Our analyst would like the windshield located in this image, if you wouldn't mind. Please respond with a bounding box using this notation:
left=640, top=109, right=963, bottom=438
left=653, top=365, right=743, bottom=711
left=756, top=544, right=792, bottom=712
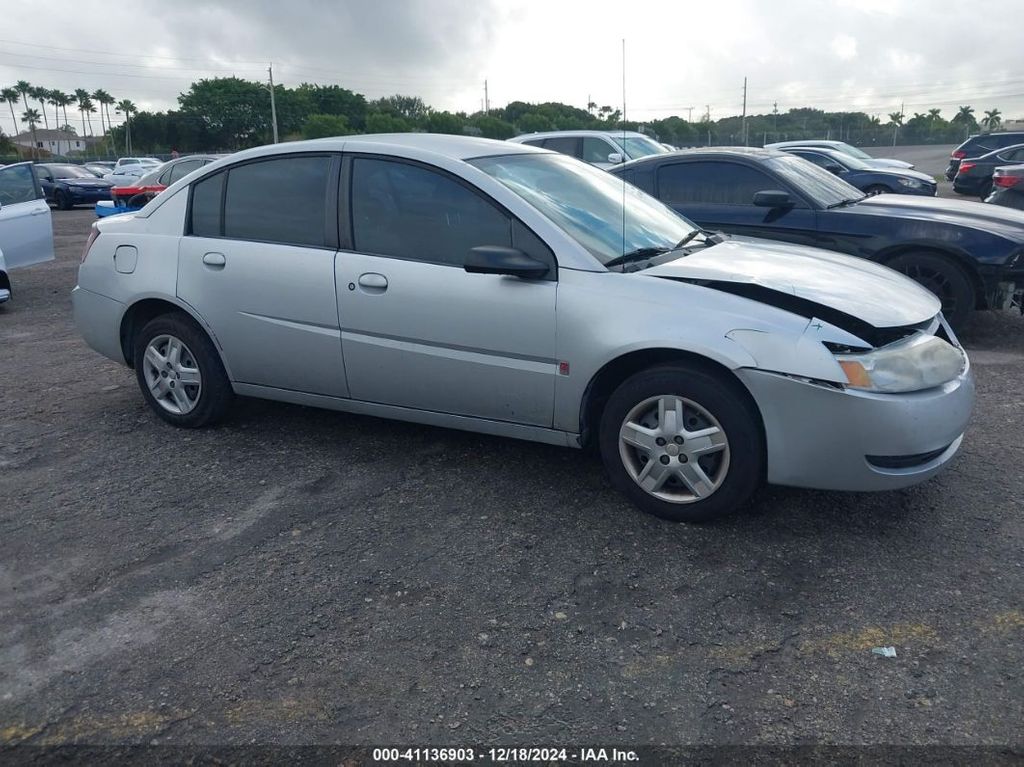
left=611, top=135, right=668, bottom=159
left=470, top=153, right=697, bottom=265
left=766, top=155, right=865, bottom=208
left=818, top=150, right=870, bottom=170
left=48, top=165, right=94, bottom=179
left=829, top=141, right=873, bottom=160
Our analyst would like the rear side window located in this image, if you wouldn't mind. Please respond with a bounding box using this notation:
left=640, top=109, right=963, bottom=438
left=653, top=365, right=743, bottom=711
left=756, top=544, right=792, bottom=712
left=658, top=161, right=776, bottom=205
left=169, top=159, right=203, bottom=183
left=189, top=155, right=332, bottom=246
left=350, top=157, right=511, bottom=266
left=189, top=171, right=225, bottom=237
left=542, top=136, right=580, bottom=157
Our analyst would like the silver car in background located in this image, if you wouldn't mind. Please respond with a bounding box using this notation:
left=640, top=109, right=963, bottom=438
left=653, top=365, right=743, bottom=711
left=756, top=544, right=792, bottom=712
left=72, top=135, right=973, bottom=522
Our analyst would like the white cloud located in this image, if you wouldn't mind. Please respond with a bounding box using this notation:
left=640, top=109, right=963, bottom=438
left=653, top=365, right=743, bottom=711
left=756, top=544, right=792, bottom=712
left=831, top=35, right=858, bottom=60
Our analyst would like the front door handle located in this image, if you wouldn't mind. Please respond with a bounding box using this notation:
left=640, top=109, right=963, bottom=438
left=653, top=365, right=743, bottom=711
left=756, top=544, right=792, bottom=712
left=357, top=272, right=388, bottom=293
left=31, top=208, right=48, bottom=216
left=202, top=252, right=226, bottom=268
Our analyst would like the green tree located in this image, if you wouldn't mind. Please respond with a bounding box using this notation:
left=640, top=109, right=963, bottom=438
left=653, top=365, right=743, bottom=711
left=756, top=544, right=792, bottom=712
left=301, top=113, right=351, bottom=139
left=74, top=89, right=91, bottom=137
left=425, top=110, right=465, bottom=134
left=29, top=86, right=49, bottom=130
left=21, top=107, right=41, bottom=158
left=517, top=112, right=553, bottom=133
left=981, top=108, right=1002, bottom=131
left=178, top=77, right=269, bottom=148
left=297, top=83, right=367, bottom=129
left=952, top=105, right=976, bottom=129
left=1, top=87, right=19, bottom=137
left=93, top=89, right=115, bottom=138
left=116, top=99, right=137, bottom=152
left=365, top=111, right=411, bottom=133
left=373, top=94, right=429, bottom=120
left=472, top=114, right=516, bottom=139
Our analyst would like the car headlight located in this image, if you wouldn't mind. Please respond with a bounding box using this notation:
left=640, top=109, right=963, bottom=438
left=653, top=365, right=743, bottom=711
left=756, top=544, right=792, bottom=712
left=835, top=334, right=966, bottom=393
left=897, top=177, right=925, bottom=189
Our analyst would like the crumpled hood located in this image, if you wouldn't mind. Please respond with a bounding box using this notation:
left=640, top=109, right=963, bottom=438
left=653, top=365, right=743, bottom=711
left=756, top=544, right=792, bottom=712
left=644, top=237, right=940, bottom=328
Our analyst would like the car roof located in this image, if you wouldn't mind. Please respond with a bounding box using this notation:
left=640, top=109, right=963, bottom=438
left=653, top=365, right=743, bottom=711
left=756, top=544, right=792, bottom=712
left=221, top=134, right=546, bottom=164
left=980, top=143, right=1024, bottom=157
left=617, top=146, right=786, bottom=169
left=509, top=130, right=650, bottom=141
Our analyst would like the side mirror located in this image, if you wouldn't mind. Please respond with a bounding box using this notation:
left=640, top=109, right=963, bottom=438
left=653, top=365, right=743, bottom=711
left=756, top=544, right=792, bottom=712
left=465, top=246, right=549, bottom=280
left=606, top=152, right=624, bottom=165
left=753, top=190, right=793, bottom=208
left=825, top=164, right=844, bottom=175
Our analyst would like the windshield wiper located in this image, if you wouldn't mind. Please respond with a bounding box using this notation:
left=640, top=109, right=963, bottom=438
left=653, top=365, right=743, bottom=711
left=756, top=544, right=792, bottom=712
left=604, top=247, right=671, bottom=270
left=825, top=197, right=862, bottom=210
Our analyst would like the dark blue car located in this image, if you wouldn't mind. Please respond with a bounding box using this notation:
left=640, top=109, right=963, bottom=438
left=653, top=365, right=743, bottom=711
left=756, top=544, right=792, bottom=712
left=780, top=146, right=937, bottom=196
left=610, top=147, right=1024, bottom=329
left=36, top=163, right=113, bottom=210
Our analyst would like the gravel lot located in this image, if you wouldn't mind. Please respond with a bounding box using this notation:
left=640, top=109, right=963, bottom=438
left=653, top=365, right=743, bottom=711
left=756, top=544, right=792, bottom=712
left=1, top=209, right=1023, bottom=748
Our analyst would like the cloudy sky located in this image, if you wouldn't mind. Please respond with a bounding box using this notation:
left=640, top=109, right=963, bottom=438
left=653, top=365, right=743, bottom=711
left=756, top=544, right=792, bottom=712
left=2, top=0, right=1023, bottom=135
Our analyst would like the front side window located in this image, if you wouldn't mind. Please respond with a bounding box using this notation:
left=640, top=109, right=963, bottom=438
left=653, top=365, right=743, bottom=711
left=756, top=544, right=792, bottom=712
left=582, top=137, right=616, bottom=164
left=351, top=158, right=511, bottom=265
left=470, top=153, right=695, bottom=266
left=222, top=156, right=331, bottom=247
left=658, top=161, right=778, bottom=205
left=169, top=160, right=203, bottom=183
left=766, top=155, right=864, bottom=207
left=0, top=165, right=40, bottom=205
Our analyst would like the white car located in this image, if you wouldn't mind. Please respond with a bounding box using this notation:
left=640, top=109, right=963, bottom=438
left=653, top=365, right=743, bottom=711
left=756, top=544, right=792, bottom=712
left=764, top=140, right=914, bottom=170
left=0, top=163, right=55, bottom=303
left=509, top=130, right=668, bottom=169
left=103, top=157, right=163, bottom=187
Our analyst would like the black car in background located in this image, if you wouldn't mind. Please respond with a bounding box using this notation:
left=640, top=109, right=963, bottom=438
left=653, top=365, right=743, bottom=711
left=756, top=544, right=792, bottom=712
left=986, top=165, right=1024, bottom=211
left=610, top=147, right=1024, bottom=328
left=953, top=144, right=1024, bottom=198
left=35, top=163, right=113, bottom=210
left=946, top=131, right=1024, bottom=180
left=779, top=146, right=937, bottom=196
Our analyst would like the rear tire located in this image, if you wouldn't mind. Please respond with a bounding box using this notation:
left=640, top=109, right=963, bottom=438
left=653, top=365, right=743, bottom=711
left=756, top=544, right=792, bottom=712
left=886, top=251, right=974, bottom=330
left=133, top=313, right=234, bottom=428
left=979, top=180, right=993, bottom=201
left=598, top=364, right=764, bottom=523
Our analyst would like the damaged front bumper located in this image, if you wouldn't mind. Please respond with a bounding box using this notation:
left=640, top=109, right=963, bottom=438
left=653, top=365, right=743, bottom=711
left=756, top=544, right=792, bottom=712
left=736, top=365, right=974, bottom=492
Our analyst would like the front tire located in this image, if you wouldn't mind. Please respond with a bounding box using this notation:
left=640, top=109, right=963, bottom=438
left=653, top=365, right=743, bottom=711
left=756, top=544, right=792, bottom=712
left=55, top=190, right=73, bottom=210
left=598, top=364, right=764, bottom=523
left=133, top=313, right=234, bottom=427
left=886, top=251, right=974, bottom=330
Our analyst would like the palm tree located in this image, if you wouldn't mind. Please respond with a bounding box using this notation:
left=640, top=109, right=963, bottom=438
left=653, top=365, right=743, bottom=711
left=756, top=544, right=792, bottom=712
left=93, top=89, right=115, bottom=138
left=887, top=111, right=904, bottom=127
left=64, top=91, right=77, bottom=132
left=116, top=99, right=137, bottom=153
left=74, top=88, right=90, bottom=137
left=83, top=97, right=96, bottom=136
left=15, top=80, right=31, bottom=115
left=29, top=86, right=50, bottom=130
left=981, top=108, right=1002, bottom=132
left=46, top=89, right=61, bottom=132
left=21, top=107, right=41, bottom=159
left=1, top=87, right=19, bottom=137
left=927, top=108, right=941, bottom=122
left=952, top=105, right=975, bottom=125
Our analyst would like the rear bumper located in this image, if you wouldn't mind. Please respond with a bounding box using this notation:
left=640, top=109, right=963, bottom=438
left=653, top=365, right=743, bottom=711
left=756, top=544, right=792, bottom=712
left=71, top=285, right=126, bottom=364
left=953, top=176, right=986, bottom=194
left=736, top=366, right=974, bottom=492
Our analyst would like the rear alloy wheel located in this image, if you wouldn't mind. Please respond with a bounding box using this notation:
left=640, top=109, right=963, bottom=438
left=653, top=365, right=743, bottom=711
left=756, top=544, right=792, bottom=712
left=599, top=364, right=763, bottom=523
left=865, top=184, right=890, bottom=196
left=886, top=251, right=974, bottom=330
left=134, top=313, right=234, bottom=427
left=55, top=189, right=73, bottom=210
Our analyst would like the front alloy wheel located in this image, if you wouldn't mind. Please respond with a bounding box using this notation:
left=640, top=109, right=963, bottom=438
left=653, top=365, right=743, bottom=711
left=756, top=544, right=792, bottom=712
left=599, top=364, right=764, bottom=523
left=618, top=395, right=730, bottom=503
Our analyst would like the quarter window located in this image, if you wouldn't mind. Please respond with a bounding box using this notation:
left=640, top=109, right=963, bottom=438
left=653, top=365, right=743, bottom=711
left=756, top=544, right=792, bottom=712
left=189, top=171, right=225, bottom=237
left=658, top=161, right=777, bottom=205
left=168, top=159, right=203, bottom=184
left=351, top=158, right=512, bottom=266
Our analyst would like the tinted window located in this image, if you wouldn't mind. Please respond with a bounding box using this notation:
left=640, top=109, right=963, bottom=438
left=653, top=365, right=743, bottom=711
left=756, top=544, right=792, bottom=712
left=190, top=171, right=225, bottom=237
left=766, top=155, right=863, bottom=207
left=582, top=137, right=615, bottom=163
left=658, top=161, right=778, bottom=205
left=351, top=158, right=511, bottom=266
left=1002, top=147, right=1024, bottom=161
left=0, top=165, right=40, bottom=205
left=169, top=159, right=203, bottom=183
left=542, top=137, right=580, bottom=157
left=222, top=156, right=331, bottom=247
left=47, top=164, right=93, bottom=179
left=522, top=139, right=545, bottom=148
left=792, top=151, right=832, bottom=168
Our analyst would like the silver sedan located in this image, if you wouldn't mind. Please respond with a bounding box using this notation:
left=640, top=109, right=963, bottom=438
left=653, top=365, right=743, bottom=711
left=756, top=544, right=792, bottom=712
left=72, top=135, right=974, bottom=522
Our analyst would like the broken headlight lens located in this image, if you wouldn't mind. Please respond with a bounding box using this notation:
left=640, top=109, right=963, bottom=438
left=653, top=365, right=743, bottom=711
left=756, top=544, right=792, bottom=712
left=836, top=334, right=966, bottom=393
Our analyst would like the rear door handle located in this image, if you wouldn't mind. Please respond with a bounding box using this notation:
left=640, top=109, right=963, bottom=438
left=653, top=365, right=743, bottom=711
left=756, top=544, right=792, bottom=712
left=202, top=252, right=226, bottom=268
left=357, top=273, right=388, bottom=293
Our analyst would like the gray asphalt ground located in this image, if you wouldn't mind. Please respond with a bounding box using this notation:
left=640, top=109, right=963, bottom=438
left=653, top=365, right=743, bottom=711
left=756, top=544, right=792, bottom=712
left=1, top=208, right=1022, bottom=748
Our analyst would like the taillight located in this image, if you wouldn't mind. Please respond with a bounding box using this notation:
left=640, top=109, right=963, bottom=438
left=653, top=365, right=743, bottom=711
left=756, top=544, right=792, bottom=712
left=81, top=224, right=100, bottom=263
left=994, top=175, right=1022, bottom=189
left=958, top=162, right=976, bottom=174
left=952, top=150, right=966, bottom=159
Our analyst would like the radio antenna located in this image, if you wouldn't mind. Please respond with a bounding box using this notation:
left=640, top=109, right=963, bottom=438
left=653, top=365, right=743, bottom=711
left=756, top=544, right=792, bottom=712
left=621, top=37, right=626, bottom=258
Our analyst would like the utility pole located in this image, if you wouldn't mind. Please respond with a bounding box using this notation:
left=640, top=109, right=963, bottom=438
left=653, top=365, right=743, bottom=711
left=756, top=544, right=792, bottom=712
left=685, top=106, right=693, bottom=122
left=893, top=100, right=903, bottom=148
left=484, top=80, right=489, bottom=114
left=741, top=76, right=748, bottom=146
left=772, top=100, right=778, bottom=137
left=705, top=104, right=711, bottom=146
left=267, top=64, right=279, bottom=144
